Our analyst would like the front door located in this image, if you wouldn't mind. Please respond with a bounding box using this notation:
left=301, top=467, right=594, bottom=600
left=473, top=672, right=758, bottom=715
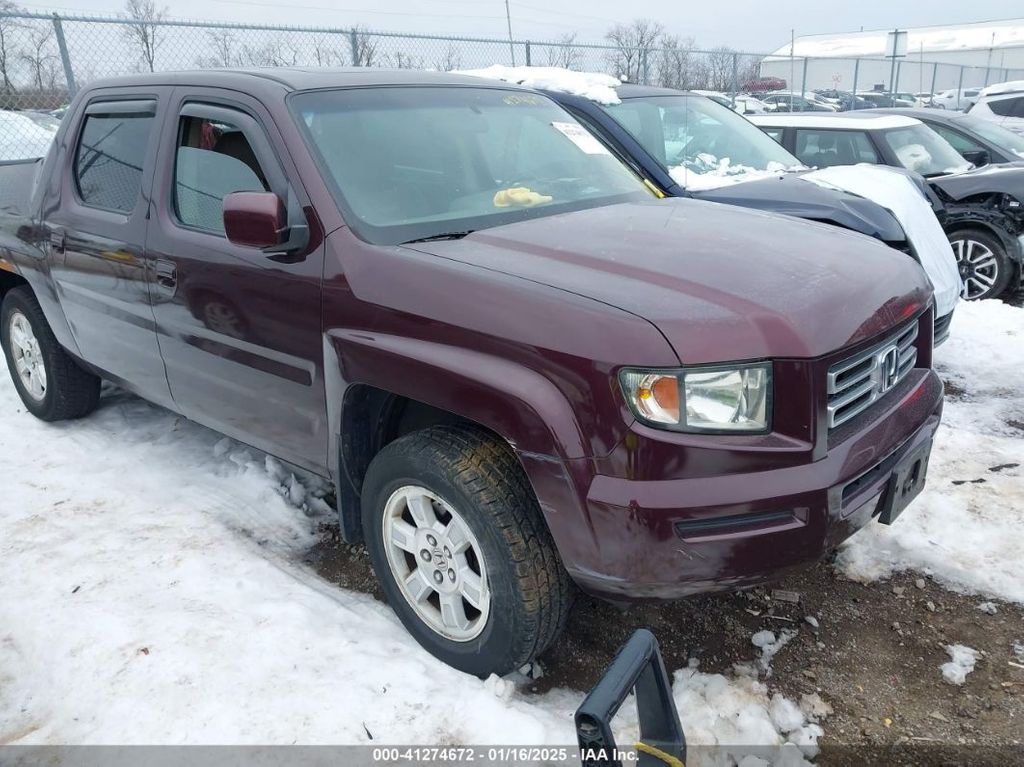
left=46, top=89, right=174, bottom=407
left=144, top=90, right=328, bottom=474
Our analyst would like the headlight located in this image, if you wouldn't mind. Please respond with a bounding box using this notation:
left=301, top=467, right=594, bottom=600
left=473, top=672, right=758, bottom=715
left=619, top=363, right=772, bottom=433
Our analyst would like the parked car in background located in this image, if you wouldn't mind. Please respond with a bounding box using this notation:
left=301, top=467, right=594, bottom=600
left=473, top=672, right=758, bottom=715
left=524, top=81, right=958, bottom=338
left=761, top=93, right=836, bottom=112
left=691, top=90, right=770, bottom=115
left=857, top=92, right=915, bottom=109
left=933, top=87, right=982, bottom=111
left=0, top=68, right=945, bottom=677
left=914, top=92, right=938, bottom=108
left=970, top=81, right=1024, bottom=136
left=865, top=107, right=1024, bottom=165
left=0, top=110, right=58, bottom=161
left=752, top=112, right=1024, bottom=300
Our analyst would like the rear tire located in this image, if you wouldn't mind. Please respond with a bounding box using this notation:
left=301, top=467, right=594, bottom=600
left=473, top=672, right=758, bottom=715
left=1, top=286, right=100, bottom=421
left=948, top=229, right=1012, bottom=300
left=361, top=425, right=573, bottom=677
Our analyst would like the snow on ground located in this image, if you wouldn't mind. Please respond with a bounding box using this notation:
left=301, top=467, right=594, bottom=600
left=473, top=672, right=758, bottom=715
left=838, top=299, right=1024, bottom=603
left=455, top=65, right=622, bottom=105
left=940, top=645, right=980, bottom=686
left=0, top=361, right=819, bottom=759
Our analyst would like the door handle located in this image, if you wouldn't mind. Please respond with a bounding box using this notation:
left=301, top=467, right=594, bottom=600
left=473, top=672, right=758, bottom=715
left=49, top=231, right=65, bottom=254
left=154, top=259, right=177, bottom=295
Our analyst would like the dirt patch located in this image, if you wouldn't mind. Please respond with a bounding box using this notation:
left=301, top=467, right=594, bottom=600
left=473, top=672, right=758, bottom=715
left=307, top=533, right=1024, bottom=749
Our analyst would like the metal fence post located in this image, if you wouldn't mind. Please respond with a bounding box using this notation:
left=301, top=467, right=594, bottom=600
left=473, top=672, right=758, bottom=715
left=930, top=63, right=938, bottom=99
left=51, top=13, right=77, bottom=97
left=730, top=53, right=738, bottom=106
left=956, top=65, right=965, bottom=108
left=349, top=29, right=359, bottom=66
left=641, top=47, right=649, bottom=85
left=852, top=58, right=860, bottom=105
left=524, top=41, right=531, bottom=66
left=800, top=57, right=808, bottom=96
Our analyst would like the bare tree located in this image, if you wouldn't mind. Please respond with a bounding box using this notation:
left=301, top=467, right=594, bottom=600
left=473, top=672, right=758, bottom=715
left=387, top=51, right=422, bottom=69
left=350, top=26, right=378, bottom=67
left=311, top=33, right=340, bottom=68
left=704, top=46, right=737, bottom=92
left=196, top=29, right=237, bottom=68
left=546, top=32, right=582, bottom=70
left=604, top=19, right=662, bottom=83
left=239, top=37, right=298, bottom=68
left=0, top=1, right=25, bottom=93
left=122, top=0, right=166, bottom=73
left=20, top=23, right=60, bottom=90
left=433, top=43, right=461, bottom=72
left=657, top=34, right=701, bottom=90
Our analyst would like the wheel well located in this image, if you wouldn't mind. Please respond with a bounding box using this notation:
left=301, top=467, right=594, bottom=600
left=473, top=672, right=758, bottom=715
left=0, top=269, right=29, bottom=305
left=336, top=385, right=519, bottom=543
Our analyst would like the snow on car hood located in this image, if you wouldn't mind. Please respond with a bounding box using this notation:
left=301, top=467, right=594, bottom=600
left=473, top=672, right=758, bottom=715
left=455, top=65, right=622, bottom=105
left=668, top=155, right=806, bottom=191
left=801, top=164, right=961, bottom=319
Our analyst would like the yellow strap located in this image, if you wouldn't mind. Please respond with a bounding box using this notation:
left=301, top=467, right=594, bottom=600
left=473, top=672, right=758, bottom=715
left=635, top=740, right=685, bottom=767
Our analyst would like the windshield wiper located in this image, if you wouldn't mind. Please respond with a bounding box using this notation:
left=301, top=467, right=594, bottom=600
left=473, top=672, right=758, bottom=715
left=402, top=230, right=475, bottom=244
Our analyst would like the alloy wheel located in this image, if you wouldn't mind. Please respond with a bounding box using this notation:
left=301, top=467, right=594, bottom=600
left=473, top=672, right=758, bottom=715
left=8, top=310, right=47, bottom=401
left=382, top=485, right=490, bottom=642
left=953, top=237, right=1000, bottom=300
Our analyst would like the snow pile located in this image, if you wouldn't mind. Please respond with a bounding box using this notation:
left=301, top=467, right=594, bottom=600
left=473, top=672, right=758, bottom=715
left=669, top=156, right=799, bottom=192
left=940, top=645, right=979, bottom=686
left=0, top=111, right=56, bottom=161
left=455, top=65, right=622, bottom=105
left=838, top=300, right=1024, bottom=604
left=801, top=164, right=961, bottom=319
left=0, top=361, right=817, bottom=757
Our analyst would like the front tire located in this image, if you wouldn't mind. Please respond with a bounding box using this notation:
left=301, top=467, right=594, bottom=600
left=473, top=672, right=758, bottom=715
left=361, top=425, right=573, bottom=677
left=1, top=286, right=100, bottom=421
left=949, top=229, right=1012, bottom=300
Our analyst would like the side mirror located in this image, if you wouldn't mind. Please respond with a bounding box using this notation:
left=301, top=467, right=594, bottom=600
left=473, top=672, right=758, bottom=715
left=223, top=191, right=288, bottom=250
left=961, top=149, right=990, bottom=167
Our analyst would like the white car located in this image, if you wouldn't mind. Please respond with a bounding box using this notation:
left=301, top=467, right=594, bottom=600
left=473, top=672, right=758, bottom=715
left=970, top=81, right=1024, bottom=136
left=0, top=110, right=57, bottom=161
left=933, top=88, right=982, bottom=111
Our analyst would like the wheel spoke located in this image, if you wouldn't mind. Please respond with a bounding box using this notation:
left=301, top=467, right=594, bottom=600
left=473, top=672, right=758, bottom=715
left=403, top=570, right=434, bottom=603
left=439, top=592, right=470, bottom=632
left=974, top=270, right=996, bottom=287
left=964, top=239, right=976, bottom=261
left=14, top=356, right=28, bottom=375
left=459, top=569, right=487, bottom=610
left=406, top=493, right=437, bottom=528
left=953, top=240, right=964, bottom=261
left=445, top=518, right=471, bottom=554
left=389, top=519, right=418, bottom=553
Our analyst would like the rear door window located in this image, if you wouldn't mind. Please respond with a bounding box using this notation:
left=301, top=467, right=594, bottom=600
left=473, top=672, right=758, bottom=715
left=74, top=105, right=155, bottom=213
left=987, top=96, right=1024, bottom=118
left=793, top=129, right=879, bottom=168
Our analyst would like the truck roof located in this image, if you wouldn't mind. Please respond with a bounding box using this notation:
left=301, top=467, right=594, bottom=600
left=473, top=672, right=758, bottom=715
left=80, top=67, right=520, bottom=94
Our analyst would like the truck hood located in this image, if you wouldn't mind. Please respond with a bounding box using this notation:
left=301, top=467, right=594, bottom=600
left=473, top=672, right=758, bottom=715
left=405, top=199, right=932, bottom=364
left=929, top=164, right=1024, bottom=200
left=688, top=172, right=907, bottom=243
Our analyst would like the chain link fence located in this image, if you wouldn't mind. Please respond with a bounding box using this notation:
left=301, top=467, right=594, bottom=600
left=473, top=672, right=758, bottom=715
left=1, top=10, right=1022, bottom=159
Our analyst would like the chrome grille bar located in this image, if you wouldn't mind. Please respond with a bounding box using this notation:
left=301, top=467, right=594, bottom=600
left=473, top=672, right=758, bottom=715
left=827, top=322, right=918, bottom=429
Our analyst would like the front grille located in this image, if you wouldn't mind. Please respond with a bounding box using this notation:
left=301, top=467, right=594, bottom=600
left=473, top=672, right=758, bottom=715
left=933, top=310, right=953, bottom=347
left=827, top=322, right=918, bottom=429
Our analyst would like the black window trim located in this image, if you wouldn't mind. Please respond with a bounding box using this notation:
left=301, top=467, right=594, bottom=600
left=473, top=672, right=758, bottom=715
left=71, top=95, right=159, bottom=216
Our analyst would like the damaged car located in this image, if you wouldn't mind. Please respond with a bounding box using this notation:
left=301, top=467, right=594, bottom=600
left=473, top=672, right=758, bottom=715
left=752, top=112, right=1024, bottom=300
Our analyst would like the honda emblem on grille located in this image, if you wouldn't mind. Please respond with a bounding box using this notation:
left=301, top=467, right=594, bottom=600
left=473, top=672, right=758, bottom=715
left=877, top=345, right=900, bottom=392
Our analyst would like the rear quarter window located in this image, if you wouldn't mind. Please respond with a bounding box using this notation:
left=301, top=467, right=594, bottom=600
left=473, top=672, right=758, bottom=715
left=793, top=129, right=879, bottom=168
left=987, top=96, right=1024, bottom=118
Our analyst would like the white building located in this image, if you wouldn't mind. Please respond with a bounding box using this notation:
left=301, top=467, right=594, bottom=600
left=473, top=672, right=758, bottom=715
left=759, top=18, right=1024, bottom=95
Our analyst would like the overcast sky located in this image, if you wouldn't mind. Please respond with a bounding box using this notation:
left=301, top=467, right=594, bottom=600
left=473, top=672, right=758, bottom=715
left=13, top=0, right=1022, bottom=52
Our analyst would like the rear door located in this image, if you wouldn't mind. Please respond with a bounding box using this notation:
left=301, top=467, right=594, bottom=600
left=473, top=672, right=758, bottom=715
left=46, top=88, right=174, bottom=407
left=144, top=88, right=328, bottom=473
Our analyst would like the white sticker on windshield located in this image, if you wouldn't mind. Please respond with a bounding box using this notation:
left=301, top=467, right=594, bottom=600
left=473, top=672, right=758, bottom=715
left=551, top=121, right=610, bottom=155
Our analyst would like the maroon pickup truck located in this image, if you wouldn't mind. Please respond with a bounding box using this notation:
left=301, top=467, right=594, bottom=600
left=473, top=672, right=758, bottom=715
left=0, top=70, right=942, bottom=676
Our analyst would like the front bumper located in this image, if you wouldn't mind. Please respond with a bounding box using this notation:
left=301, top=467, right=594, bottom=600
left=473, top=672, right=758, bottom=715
left=547, top=368, right=943, bottom=601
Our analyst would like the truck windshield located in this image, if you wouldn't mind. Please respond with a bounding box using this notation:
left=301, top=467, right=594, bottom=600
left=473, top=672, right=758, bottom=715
left=290, top=87, right=647, bottom=245
left=598, top=94, right=802, bottom=190
left=882, top=124, right=972, bottom=177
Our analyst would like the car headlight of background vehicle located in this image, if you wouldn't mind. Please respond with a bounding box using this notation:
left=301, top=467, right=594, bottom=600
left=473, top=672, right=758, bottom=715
left=619, top=363, right=772, bottom=432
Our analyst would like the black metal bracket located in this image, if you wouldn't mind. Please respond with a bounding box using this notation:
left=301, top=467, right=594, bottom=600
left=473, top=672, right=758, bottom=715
left=574, top=629, right=686, bottom=767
